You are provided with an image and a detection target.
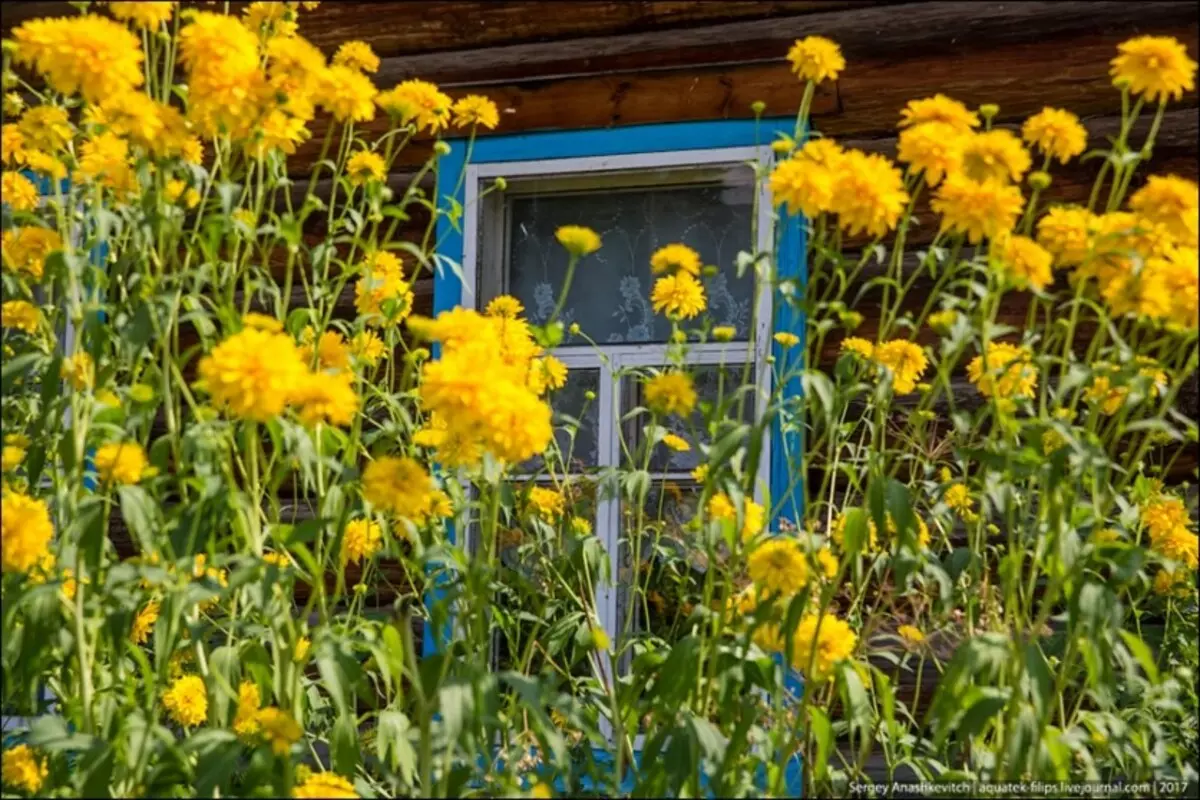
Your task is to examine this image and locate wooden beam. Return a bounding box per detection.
[293,1,860,59]
[370,1,1199,87]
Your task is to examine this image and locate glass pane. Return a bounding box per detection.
[505,168,755,344]
[518,369,600,474]
[637,364,758,473]
[615,481,708,649]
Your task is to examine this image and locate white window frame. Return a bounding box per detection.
[461,147,777,726]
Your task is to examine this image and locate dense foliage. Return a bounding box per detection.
[1,3,1197,797]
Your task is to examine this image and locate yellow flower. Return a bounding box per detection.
[94,442,149,486]
[2,227,62,281]
[1110,35,1197,103]
[932,175,1024,244]
[242,312,282,332]
[773,331,800,349]
[840,336,875,359]
[944,484,977,522]
[233,680,262,740]
[815,547,838,579]
[362,456,442,523]
[1151,527,1199,570]
[661,433,690,452]
[414,309,552,465]
[898,94,980,132]
[61,353,95,391]
[1021,107,1088,164]
[994,234,1053,291]
[196,328,309,421]
[928,309,960,334]
[300,327,353,372]
[319,65,378,123]
[354,251,413,325]
[691,464,709,483]
[791,614,857,681]
[748,538,808,597]
[651,272,706,320]
[21,150,65,181]
[340,518,383,565]
[1128,174,1198,247]
[1036,205,1097,267]
[451,94,500,130]
[961,129,1031,184]
[1141,495,1189,540]
[4,94,25,117]
[293,772,358,798]
[528,355,568,395]
[19,105,73,153]
[570,516,592,536]
[644,371,696,417]
[12,14,144,103]
[527,486,565,521]
[0,491,53,574]
[130,601,160,645]
[347,150,386,186]
[897,624,925,647]
[529,782,553,799]
[165,179,200,209]
[786,36,845,83]
[108,2,176,28]
[75,132,137,196]
[768,138,844,217]
[1042,429,1068,455]
[967,341,1037,400]
[830,150,909,238]
[1153,568,1194,598]
[650,243,702,277]
[1,300,40,334]
[712,326,736,342]
[555,225,602,258]
[233,209,258,229]
[873,340,928,395]
[376,79,451,132]
[352,330,387,366]
[1,744,47,795]
[709,493,766,541]
[292,370,359,428]
[294,636,311,663]
[589,623,611,652]
[2,446,26,472]
[485,295,525,318]
[896,121,965,186]
[332,40,380,73]
[176,12,262,138]
[163,674,207,728]
[2,172,39,212]
[1,125,26,166]
[1156,246,1198,328]
[255,707,302,755]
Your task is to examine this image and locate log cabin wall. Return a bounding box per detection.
[2,1,1197,594]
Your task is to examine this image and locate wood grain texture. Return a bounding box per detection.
[370,1,1199,87]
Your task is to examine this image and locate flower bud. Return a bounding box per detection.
[494,177,507,191]
[1028,170,1052,191]
[979,103,1000,121]
[433,141,452,157]
[702,264,719,277]
[841,311,863,330]
[3,92,24,116]
[1113,76,1133,92]
[568,322,581,336]
[584,390,596,401]
[751,101,766,116]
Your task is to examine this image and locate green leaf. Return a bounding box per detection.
[118,486,160,554]
[331,713,360,776]
[841,508,869,556]
[837,660,871,732]
[376,709,416,785]
[956,687,1010,742]
[807,705,833,783]
[1118,629,1160,684]
[1022,643,1053,718]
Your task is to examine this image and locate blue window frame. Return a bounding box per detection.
[423,119,807,794]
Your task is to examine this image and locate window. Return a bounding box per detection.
[430,120,806,676]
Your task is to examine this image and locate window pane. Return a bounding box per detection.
[518,369,600,474]
[635,364,759,473]
[615,481,707,650]
[505,169,755,344]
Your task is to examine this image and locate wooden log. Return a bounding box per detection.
[294,21,1199,171]
[369,1,1200,87]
